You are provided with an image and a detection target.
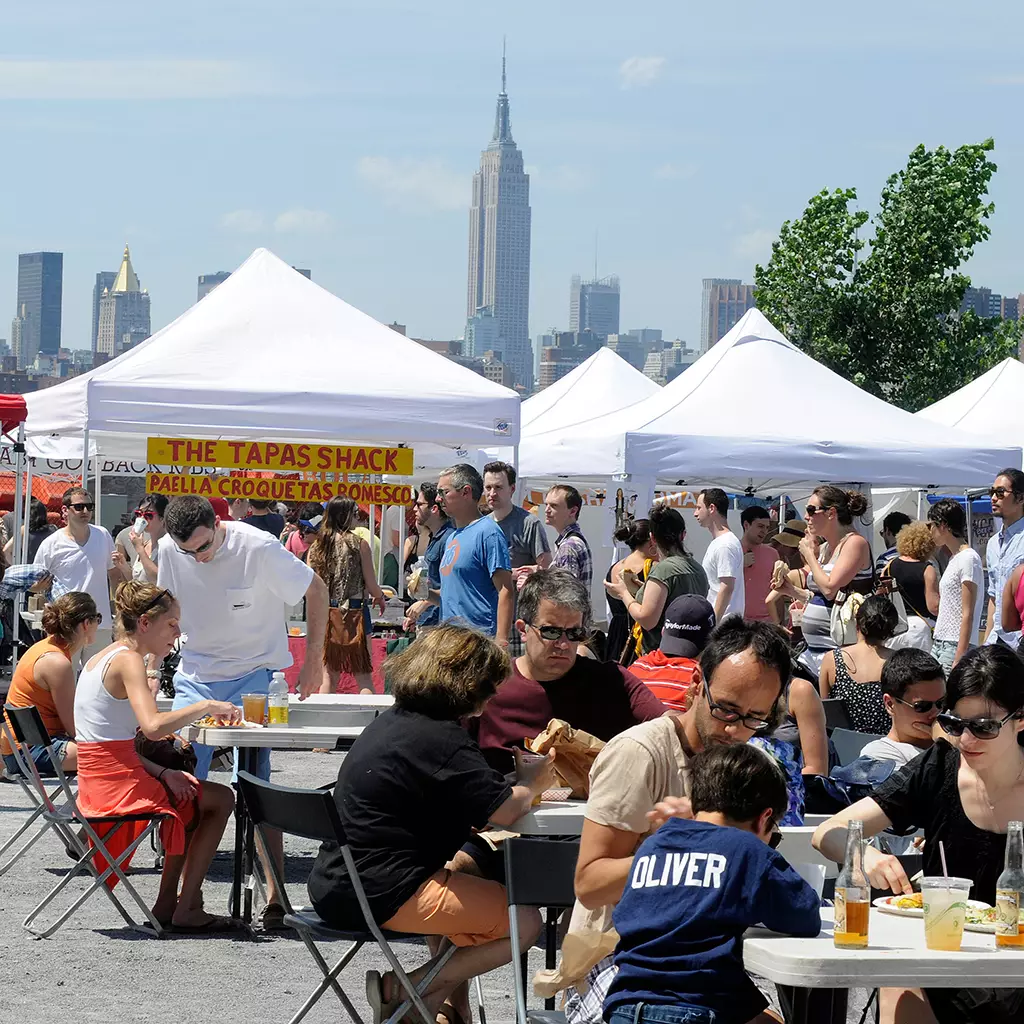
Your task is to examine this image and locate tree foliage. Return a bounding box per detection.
[754,139,1021,411]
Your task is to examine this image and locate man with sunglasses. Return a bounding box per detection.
[471,569,666,774]
[548,618,792,1023]
[33,487,119,666]
[983,468,1024,649]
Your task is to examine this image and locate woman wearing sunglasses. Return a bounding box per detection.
[814,645,1024,1023]
[114,495,168,585]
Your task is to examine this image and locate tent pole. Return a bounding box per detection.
[95,458,103,529]
[397,506,406,599]
[11,424,25,675]
[81,427,90,489]
[19,453,33,564]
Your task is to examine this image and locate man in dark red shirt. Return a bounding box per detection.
[471,568,667,773]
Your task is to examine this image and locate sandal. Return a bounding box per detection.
[366,970,398,1024]
[436,1000,471,1024]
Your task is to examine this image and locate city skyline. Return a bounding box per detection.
[3,2,1024,355]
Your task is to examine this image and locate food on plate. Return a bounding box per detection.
[194,714,253,728]
[965,905,1024,926]
[893,892,924,910]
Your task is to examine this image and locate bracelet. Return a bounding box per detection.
[158,768,167,780]
[146,670,159,678]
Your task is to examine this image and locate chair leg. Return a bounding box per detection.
[509,905,528,1024]
[288,935,365,1024]
[0,803,49,876]
[474,975,487,1024]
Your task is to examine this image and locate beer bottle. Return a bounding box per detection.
[834,819,870,949]
[996,820,1024,948]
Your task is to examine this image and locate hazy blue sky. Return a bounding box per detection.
[2,0,1024,352]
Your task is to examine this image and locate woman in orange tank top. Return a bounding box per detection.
[1,592,99,777]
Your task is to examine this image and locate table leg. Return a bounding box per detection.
[544,909,557,1011]
[777,985,848,1024]
[232,747,260,924]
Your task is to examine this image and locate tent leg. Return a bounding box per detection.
[95,462,103,530]
[81,427,90,490]
[397,507,406,599]
[19,457,33,564]
[10,424,25,675]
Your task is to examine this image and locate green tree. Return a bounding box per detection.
[754,139,1021,411]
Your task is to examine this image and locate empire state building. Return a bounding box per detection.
[466,55,532,390]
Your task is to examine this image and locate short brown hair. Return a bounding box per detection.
[483,461,516,488]
[42,592,98,646]
[896,520,936,562]
[387,623,510,719]
[61,486,92,507]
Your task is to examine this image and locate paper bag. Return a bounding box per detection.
[527,719,605,799]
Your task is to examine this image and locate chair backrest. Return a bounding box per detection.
[831,728,884,766]
[504,837,579,909]
[237,771,344,845]
[4,704,75,811]
[5,703,52,750]
[822,699,853,732]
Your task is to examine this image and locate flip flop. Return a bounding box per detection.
[436,1000,470,1024]
[169,914,241,934]
[366,971,399,1024]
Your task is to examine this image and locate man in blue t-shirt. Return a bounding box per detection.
[606,744,821,1024]
[436,464,513,640]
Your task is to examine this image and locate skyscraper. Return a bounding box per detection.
[700,278,755,351]
[570,275,620,339]
[92,271,116,352]
[97,245,151,358]
[197,271,231,302]
[14,252,63,364]
[466,49,532,390]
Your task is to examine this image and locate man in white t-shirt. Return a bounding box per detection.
[158,495,329,928]
[34,486,119,665]
[695,487,745,621]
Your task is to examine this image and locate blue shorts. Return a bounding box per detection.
[172,667,272,782]
[608,1004,716,1024]
[3,737,71,778]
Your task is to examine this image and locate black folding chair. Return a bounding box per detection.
[6,705,167,938]
[504,837,580,1024]
[830,728,884,767]
[236,771,456,1024]
[821,699,853,732]
[0,711,78,877]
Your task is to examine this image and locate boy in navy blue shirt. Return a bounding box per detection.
[605,744,821,1024]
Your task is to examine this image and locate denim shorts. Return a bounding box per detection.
[608,1004,716,1024]
[3,737,71,778]
[931,638,973,676]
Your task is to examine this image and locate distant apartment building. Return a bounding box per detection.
[644,339,698,385]
[13,252,63,367]
[606,333,645,371]
[465,306,503,359]
[570,275,620,339]
[536,329,603,389]
[96,245,151,358]
[961,286,1003,319]
[626,327,663,346]
[92,271,117,351]
[700,278,755,351]
[198,271,231,302]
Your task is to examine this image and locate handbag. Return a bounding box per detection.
[876,561,909,636]
[134,729,198,774]
[829,590,862,647]
[324,605,372,673]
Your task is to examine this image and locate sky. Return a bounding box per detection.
[2,0,1024,353]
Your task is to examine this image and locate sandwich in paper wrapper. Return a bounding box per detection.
[526,719,605,800]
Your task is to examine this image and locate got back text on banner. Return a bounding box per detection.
[146,438,414,476]
[146,474,414,506]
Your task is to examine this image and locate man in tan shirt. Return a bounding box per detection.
[536,617,793,1022]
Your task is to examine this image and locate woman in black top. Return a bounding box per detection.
[813,645,1024,1024]
[886,521,940,651]
[604,519,656,663]
[308,623,554,1024]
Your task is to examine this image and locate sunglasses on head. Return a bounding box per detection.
[892,695,944,714]
[138,589,171,616]
[67,502,94,512]
[937,709,1020,740]
[529,623,588,643]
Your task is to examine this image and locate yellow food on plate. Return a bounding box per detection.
[894,892,924,910]
[195,715,242,728]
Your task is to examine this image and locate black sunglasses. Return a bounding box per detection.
[892,696,944,714]
[805,504,828,518]
[703,680,772,731]
[769,826,783,850]
[989,487,1019,500]
[937,709,1020,740]
[528,623,588,643]
[174,532,217,559]
[67,502,94,512]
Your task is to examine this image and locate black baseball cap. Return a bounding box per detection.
[660,595,716,659]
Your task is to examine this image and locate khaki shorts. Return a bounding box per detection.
[383,869,511,947]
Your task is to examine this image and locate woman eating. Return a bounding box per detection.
[307,496,387,695]
[1,591,99,777]
[604,518,657,663]
[797,487,874,676]
[604,504,708,659]
[813,645,1024,1023]
[74,580,239,931]
[818,595,898,734]
[307,623,554,1024]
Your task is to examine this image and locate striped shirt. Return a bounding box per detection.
[628,650,698,712]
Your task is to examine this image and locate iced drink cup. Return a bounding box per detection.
[921,876,972,951]
[241,693,266,726]
[515,749,549,806]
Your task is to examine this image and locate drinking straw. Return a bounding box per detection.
[939,840,949,878]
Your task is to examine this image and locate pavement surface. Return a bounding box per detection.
[0,750,873,1024]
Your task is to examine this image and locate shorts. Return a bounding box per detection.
[383,869,511,947]
[3,736,70,777]
[171,667,272,782]
[607,1003,715,1024]
[931,638,974,676]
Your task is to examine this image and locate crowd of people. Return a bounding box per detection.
[3,465,1024,1024]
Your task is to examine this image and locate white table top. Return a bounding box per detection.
[180,723,363,749]
[744,907,1024,988]
[514,801,587,835]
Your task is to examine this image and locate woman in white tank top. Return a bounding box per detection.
[74,579,242,932]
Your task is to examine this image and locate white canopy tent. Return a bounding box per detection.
[916,358,1024,463]
[520,309,1020,491]
[24,248,520,458]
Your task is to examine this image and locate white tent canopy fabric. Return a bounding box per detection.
[520,309,1020,490]
[25,248,520,459]
[916,358,1024,460]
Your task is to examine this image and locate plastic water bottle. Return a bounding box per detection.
[268,672,289,726]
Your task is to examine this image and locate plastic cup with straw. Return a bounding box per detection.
[921,841,971,951]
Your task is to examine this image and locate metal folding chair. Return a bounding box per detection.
[237,771,457,1024]
[504,837,580,1024]
[6,705,168,938]
[0,712,78,877]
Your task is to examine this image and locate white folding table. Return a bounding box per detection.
[513,801,587,836]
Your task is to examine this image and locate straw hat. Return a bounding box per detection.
[772,518,808,548]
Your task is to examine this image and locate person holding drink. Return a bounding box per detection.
[812,644,1024,1024]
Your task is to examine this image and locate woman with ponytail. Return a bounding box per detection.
[604,519,657,663]
[72,580,239,931]
[1,591,99,777]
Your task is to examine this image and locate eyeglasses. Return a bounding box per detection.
[174,534,217,559]
[528,623,588,643]
[67,502,94,513]
[892,695,944,714]
[132,509,156,520]
[703,680,772,731]
[805,504,827,518]
[937,709,1020,740]
[989,487,1019,500]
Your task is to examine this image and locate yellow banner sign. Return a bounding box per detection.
[146,438,413,476]
[146,474,414,506]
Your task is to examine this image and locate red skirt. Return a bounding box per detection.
[76,739,196,888]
